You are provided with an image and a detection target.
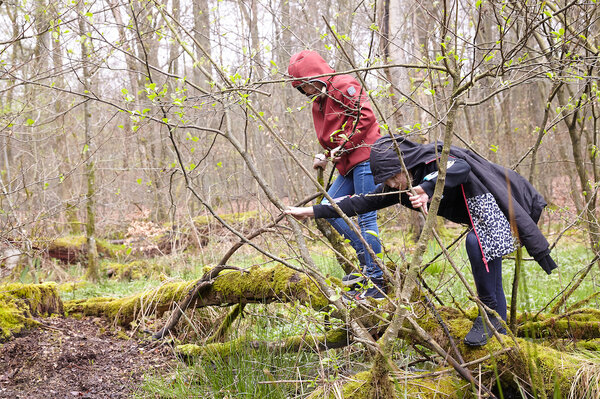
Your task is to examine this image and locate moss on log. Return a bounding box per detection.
[402,306,599,397]
[64,280,196,326]
[103,260,161,281]
[517,309,600,340]
[46,235,123,263]
[0,283,64,340]
[64,264,328,326]
[306,370,467,399]
[177,328,349,358]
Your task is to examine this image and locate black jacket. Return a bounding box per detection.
[314,135,557,274]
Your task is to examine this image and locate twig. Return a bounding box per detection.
[397,348,513,380]
[548,254,599,314]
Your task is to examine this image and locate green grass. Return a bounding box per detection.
[136,350,308,398]
[134,303,361,399]
[419,230,598,313]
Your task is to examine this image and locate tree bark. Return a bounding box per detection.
[78,4,99,282]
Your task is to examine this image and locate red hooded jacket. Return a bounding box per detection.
[288,51,381,176]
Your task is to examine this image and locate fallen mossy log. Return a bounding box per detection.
[64,280,199,326]
[517,308,600,340]
[177,327,350,359]
[0,282,64,340]
[303,332,598,398]
[46,235,123,263]
[64,264,330,327]
[306,370,468,399]
[393,306,600,398]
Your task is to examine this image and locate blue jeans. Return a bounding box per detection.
[465,230,507,320]
[322,161,382,279]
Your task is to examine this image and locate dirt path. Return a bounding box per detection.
[0,316,176,398]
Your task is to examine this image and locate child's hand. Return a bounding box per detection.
[329,146,343,163]
[313,154,328,169]
[284,206,315,220]
[409,186,429,214]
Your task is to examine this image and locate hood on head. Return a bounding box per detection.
[370,135,429,184]
[288,50,335,93]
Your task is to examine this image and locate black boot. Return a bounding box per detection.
[464,314,506,346]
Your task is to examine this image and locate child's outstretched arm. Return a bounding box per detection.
[284,206,315,220]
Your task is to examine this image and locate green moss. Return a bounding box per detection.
[103,260,159,281]
[62,264,337,330]
[307,370,465,399]
[529,341,581,395]
[575,339,600,351]
[0,283,63,340]
[97,240,126,258]
[519,318,600,340]
[177,337,251,358]
[64,280,196,326]
[193,211,259,227]
[177,327,349,360]
[456,333,583,397]
[0,298,37,340]
[47,235,124,262]
[212,265,329,310]
[53,235,86,248]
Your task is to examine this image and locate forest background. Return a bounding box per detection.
[0,0,599,397]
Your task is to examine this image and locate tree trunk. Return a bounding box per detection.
[78,5,98,282]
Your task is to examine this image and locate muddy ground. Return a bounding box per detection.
[0,317,176,398]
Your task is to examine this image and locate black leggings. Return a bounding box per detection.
[465,230,507,321]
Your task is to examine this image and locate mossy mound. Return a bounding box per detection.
[46,235,124,263]
[193,210,259,228]
[191,211,260,243]
[103,260,163,281]
[0,283,64,340]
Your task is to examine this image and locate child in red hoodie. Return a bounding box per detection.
[288,50,384,299]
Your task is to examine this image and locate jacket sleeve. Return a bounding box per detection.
[418,158,471,197]
[313,184,402,218]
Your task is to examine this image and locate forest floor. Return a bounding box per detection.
[0,316,176,399]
